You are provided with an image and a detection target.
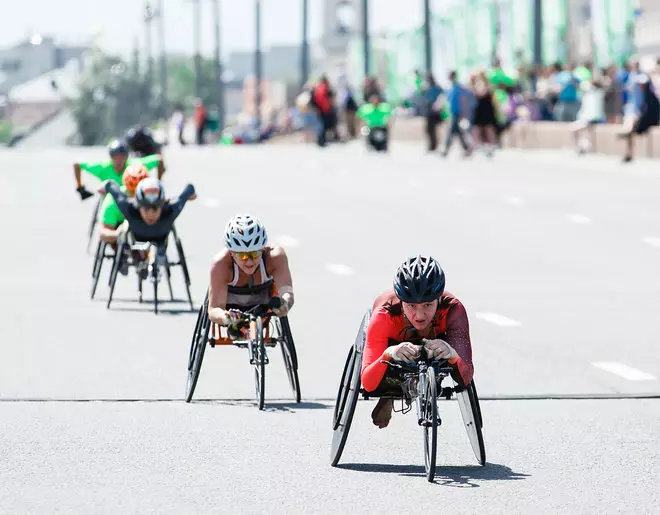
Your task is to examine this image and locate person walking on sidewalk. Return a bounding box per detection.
[441,71,472,157]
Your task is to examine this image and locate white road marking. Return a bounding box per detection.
[272,234,300,248]
[592,362,657,381]
[325,263,356,276]
[641,237,660,248]
[202,198,221,208]
[503,196,524,206]
[409,180,424,188]
[475,312,521,327]
[566,213,592,224]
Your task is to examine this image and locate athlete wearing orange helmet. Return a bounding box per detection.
[122,164,150,193]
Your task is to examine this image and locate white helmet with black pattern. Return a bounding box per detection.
[224,214,268,252]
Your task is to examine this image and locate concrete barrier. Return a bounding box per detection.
[388,117,660,158]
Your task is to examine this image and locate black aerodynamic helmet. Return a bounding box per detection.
[393,255,446,303]
[108,139,128,156]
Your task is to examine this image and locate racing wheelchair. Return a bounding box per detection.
[86,194,103,254]
[98,225,193,314]
[185,293,301,410]
[330,310,485,482]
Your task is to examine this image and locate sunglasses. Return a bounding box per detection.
[232,250,262,262]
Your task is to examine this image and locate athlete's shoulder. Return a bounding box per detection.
[211,248,232,271]
[440,291,468,319]
[371,289,398,314]
[442,291,464,307]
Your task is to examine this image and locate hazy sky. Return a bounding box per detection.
[0,0,436,57]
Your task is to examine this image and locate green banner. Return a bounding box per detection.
[605,0,634,66]
[509,0,533,67]
[469,1,497,69]
[447,4,472,80]
[385,28,424,104]
[541,0,569,64]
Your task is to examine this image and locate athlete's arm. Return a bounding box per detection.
[98,193,123,244]
[99,223,121,244]
[73,162,94,200]
[442,301,474,386]
[139,154,166,179]
[103,180,137,225]
[156,155,166,179]
[360,309,396,392]
[167,184,195,220]
[208,253,235,325]
[268,246,294,314]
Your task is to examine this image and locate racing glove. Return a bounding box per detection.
[77,186,94,200]
[424,338,458,363]
[272,286,294,317]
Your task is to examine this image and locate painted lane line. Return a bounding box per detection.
[409,180,424,188]
[202,198,221,208]
[641,237,660,248]
[566,213,592,224]
[475,312,521,327]
[272,234,300,248]
[592,362,657,381]
[325,263,356,276]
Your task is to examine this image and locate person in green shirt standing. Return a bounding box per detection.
[357,93,393,151]
[73,139,165,200]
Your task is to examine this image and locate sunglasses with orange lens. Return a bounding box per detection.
[232,250,262,262]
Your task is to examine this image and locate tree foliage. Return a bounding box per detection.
[68,49,221,146]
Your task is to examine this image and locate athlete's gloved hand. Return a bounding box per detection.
[385,342,420,363]
[77,186,94,200]
[272,292,293,317]
[425,338,458,362]
[219,308,243,326]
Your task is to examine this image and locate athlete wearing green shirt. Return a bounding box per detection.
[357,94,393,129]
[357,93,393,151]
[73,139,165,200]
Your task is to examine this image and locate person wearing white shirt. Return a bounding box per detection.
[571,79,605,154]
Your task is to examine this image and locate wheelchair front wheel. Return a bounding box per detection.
[420,367,438,483]
[185,298,210,402]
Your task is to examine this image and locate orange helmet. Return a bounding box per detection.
[122,164,150,194]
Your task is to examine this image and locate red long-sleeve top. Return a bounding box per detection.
[360,290,474,392]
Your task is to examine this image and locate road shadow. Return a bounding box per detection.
[336,462,529,486]
[107,306,197,316]
[193,399,330,412]
[97,297,196,315]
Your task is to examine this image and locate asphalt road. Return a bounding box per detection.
[1,141,659,513]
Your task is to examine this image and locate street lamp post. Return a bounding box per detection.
[362,0,370,77]
[156,0,168,118]
[212,0,225,129]
[255,0,262,132]
[301,0,309,89]
[532,0,542,91]
[144,2,155,117]
[193,0,202,98]
[423,0,432,75]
